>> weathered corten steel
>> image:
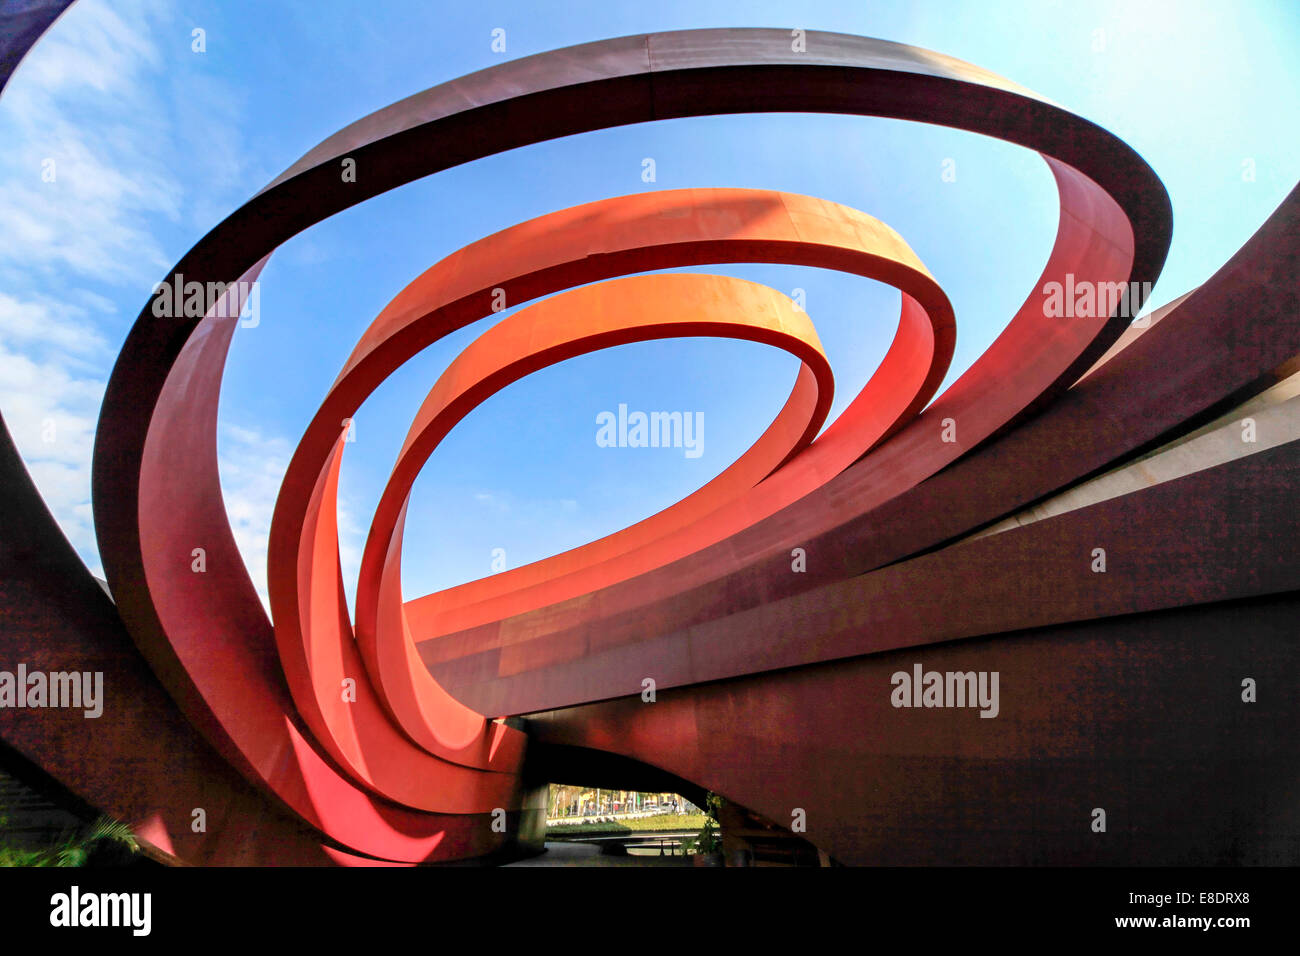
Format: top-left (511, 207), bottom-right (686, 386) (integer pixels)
top-left (278, 271), bottom-right (838, 800)
top-left (353, 189), bottom-right (953, 639)
top-left (11, 10), bottom-right (1293, 867)
top-left (427, 184), bottom-right (1297, 717)
top-left (73, 27), bottom-right (1170, 864)
top-left (343, 273), bottom-right (838, 760)
top-left (438, 184), bottom-right (1299, 865)
top-left (272, 188), bottom-right (955, 761)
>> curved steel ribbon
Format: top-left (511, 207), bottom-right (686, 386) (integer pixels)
top-left (273, 188), bottom-right (953, 759)
top-left (88, 29), bottom-right (1171, 862)
top-left (349, 272), bottom-right (836, 759)
top-left (379, 190), bottom-right (954, 640)
top-left (279, 270), bottom-right (838, 790)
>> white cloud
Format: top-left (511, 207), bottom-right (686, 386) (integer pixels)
top-left (0, 335), bottom-right (106, 573)
top-left (0, 291), bottom-right (107, 353)
top-left (0, 0), bottom-right (182, 285)
top-left (217, 422), bottom-right (288, 610)
top-left (218, 422), bottom-right (366, 615)
top-left (0, 0), bottom-right (264, 592)
top-left (14, 0), bottom-right (162, 95)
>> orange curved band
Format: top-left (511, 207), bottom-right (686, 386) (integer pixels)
top-left (269, 188), bottom-right (952, 784)
top-left (353, 273), bottom-right (834, 755)
top-left (85, 27), bottom-right (1170, 863)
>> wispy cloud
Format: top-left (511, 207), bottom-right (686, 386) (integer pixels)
top-left (218, 422), bottom-right (366, 613)
top-left (0, 0), bottom-right (181, 286)
top-left (0, 290), bottom-right (107, 354)
top-left (0, 0), bottom-right (266, 591)
top-left (0, 322), bottom-right (107, 572)
top-left (216, 422), bottom-right (290, 610)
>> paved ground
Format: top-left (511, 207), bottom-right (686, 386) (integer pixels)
top-left (503, 841), bottom-right (694, 867)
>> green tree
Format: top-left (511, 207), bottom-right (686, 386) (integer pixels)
top-left (0, 808), bottom-right (140, 867)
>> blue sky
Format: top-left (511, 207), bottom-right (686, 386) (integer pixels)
top-left (1, 0), bottom-right (1296, 609)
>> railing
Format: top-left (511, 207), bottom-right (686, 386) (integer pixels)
top-left (546, 807), bottom-right (693, 826)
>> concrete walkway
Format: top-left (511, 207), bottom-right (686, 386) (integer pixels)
top-left (504, 842), bottom-right (694, 867)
